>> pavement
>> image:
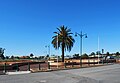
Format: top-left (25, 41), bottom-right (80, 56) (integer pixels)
top-left (0, 71), bottom-right (5, 75)
top-left (6, 71), bottom-right (31, 75)
top-left (0, 64), bottom-right (120, 83)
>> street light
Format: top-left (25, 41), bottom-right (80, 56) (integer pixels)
top-left (45, 45), bottom-right (50, 57)
top-left (102, 49), bottom-right (104, 64)
top-left (75, 31), bottom-right (87, 67)
top-left (57, 33), bottom-right (59, 68)
top-left (45, 45), bottom-right (51, 70)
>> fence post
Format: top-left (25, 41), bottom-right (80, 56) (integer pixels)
top-left (72, 61), bottom-right (74, 68)
top-left (4, 63), bottom-right (7, 73)
top-left (16, 63), bottom-right (19, 71)
top-left (64, 61), bottom-right (66, 68)
top-left (39, 63), bottom-right (41, 70)
top-left (88, 57), bottom-right (90, 67)
top-left (48, 62), bottom-right (50, 70)
top-left (28, 62), bottom-right (30, 71)
top-left (102, 57), bottom-right (104, 64)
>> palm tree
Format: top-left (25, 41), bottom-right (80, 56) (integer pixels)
top-left (0, 48), bottom-right (5, 60)
top-left (52, 25), bottom-right (75, 62)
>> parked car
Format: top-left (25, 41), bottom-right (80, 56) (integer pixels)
top-left (100, 56), bottom-right (116, 63)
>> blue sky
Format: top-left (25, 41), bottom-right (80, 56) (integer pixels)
top-left (0, 0), bottom-right (120, 56)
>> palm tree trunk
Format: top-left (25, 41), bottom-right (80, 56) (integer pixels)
top-left (62, 43), bottom-right (65, 62)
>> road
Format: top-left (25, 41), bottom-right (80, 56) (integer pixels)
top-left (0, 64), bottom-right (120, 83)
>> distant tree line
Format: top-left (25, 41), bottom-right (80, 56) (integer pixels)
top-left (72, 51), bottom-right (120, 59)
top-left (0, 46), bottom-right (119, 60)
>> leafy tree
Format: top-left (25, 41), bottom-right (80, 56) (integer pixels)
top-left (106, 52), bottom-right (110, 56)
top-left (46, 54), bottom-right (49, 58)
top-left (90, 52), bottom-right (95, 56)
top-left (115, 52), bottom-right (120, 57)
top-left (26, 56), bottom-right (30, 59)
top-left (96, 51), bottom-right (101, 55)
top-left (5, 56), bottom-right (10, 59)
top-left (105, 52), bottom-right (110, 60)
top-left (81, 53), bottom-right (88, 59)
top-left (0, 48), bottom-right (5, 59)
top-left (52, 25), bottom-right (75, 62)
top-left (11, 55), bottom-right (14, 59)
top-left (15, 56), bottom-right (20, 59)
top-left (73, 54), bottom-right (80, 59)
top-left (115, 52), bottom-right (120, 60)
top-left (90, 52), bottom-right (96, 65)
top-left (39, 56), bottom-right (44, 59)
top-left (30, 53), bottom-right (34, 58)
top-left (34, 57), bottom-right (38, 59)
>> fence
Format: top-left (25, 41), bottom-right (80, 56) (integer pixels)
top-left (0, 58), bottom-right (117, 74)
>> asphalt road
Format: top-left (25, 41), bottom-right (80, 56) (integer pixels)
top-left (0, 64), bottom-right (120, 83)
